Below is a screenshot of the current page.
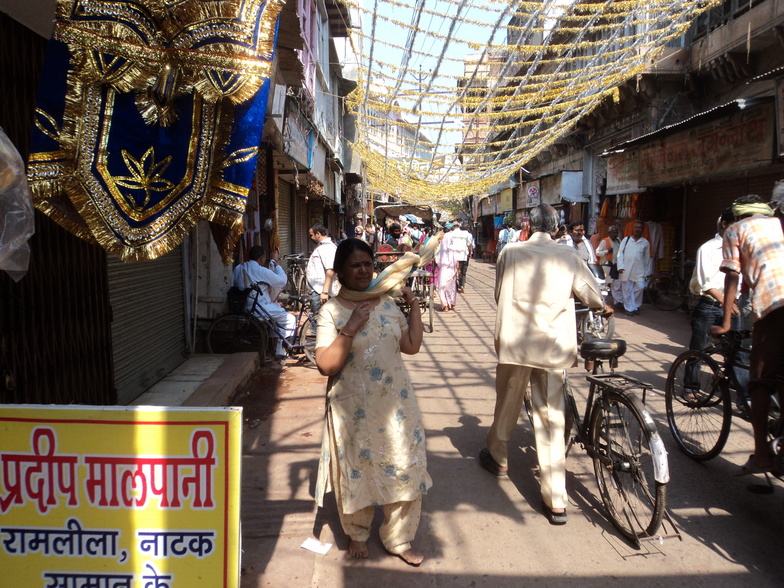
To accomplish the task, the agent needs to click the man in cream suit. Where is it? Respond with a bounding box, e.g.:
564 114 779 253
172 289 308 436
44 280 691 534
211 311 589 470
479 204 611 525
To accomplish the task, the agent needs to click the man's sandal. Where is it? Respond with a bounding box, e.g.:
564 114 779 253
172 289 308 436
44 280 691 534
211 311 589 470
479 448 508 476
542 502 568 525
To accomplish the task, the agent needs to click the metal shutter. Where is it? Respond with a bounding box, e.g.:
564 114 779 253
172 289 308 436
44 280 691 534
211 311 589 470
685 170 784 258
278 180 293 256
107 248 186 405
295 190 309 254
685 179 746 258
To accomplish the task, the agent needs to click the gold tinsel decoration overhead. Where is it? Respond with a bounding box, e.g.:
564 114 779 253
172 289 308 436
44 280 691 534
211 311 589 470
342 0 720 205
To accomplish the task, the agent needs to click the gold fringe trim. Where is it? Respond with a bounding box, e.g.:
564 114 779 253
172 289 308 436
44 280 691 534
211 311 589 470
53 0 284 108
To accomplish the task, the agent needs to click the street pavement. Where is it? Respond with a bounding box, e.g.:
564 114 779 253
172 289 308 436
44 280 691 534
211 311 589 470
236 260 784 587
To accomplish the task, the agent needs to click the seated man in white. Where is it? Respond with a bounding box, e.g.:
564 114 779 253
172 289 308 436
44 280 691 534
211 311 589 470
232 245 296 358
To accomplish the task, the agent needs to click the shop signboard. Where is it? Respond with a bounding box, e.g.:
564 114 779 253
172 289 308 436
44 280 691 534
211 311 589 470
284 103 313 168
638 101 774 186
499 188 513 212
524 181 540 208
607 149 640 194
0 405 242 588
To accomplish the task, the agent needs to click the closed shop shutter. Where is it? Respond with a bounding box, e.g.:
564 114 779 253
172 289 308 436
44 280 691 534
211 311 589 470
107 248 186 405
278 180 293 255
684 171 783 258
685 179 745 258
746 172 783 198
295 192 309 254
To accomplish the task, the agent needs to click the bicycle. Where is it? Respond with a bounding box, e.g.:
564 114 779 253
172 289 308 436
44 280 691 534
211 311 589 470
524 338 673 547
646 250 697 311
282 253 309 309
400 267 435 333
665 329 782 465
207 284 318 365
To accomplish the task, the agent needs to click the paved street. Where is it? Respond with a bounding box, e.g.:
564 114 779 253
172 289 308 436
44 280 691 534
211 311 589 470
237 260 784 587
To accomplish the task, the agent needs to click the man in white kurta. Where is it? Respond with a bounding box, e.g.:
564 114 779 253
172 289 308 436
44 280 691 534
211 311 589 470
233 245 295 357
616 221 651 315
481 204 607 523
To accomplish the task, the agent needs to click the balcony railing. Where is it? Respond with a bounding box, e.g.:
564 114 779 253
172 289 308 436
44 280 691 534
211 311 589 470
692 0 753 41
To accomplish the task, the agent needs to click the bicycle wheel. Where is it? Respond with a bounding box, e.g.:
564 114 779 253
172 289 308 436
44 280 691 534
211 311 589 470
298 314 318 364
665 350 731 460
651 275 684 311
295 270 307 298
422 274 434 333
590 390 667 542
580 310 615 341
207 314 268 364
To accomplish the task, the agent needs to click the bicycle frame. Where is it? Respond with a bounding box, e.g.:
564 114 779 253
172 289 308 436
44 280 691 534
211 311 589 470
710 330 751 394
566 361 654 454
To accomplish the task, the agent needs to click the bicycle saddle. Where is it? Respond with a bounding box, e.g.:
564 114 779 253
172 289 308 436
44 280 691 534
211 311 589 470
580 338 627 360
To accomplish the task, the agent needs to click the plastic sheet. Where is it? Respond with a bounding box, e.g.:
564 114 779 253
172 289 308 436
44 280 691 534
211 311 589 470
0 126 34 282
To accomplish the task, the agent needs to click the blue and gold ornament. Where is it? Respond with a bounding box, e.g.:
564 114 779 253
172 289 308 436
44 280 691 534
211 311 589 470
27 0 284 262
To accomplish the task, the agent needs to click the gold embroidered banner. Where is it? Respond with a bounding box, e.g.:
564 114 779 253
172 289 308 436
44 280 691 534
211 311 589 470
27 0 284 262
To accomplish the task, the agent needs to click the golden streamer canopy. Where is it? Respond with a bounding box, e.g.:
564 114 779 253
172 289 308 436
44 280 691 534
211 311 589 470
344 0 719 205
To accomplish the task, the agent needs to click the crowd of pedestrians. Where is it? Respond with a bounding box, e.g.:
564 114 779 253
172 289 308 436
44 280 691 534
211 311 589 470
233 184 783 566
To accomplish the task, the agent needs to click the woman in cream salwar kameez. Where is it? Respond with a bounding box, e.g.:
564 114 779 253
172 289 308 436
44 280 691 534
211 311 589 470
315 238 432 566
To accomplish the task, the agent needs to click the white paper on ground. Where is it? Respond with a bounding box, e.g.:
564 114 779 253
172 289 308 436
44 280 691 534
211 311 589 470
300 537 333 555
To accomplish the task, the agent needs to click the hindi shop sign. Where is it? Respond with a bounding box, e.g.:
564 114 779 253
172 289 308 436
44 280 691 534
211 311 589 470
0 405 242 588
606 149 640 195
638 101 774 186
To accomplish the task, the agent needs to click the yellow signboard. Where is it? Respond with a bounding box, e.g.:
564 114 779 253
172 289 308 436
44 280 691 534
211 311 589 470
0 405 242 588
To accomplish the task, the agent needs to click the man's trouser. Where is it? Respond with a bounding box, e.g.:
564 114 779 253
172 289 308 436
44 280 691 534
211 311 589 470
457 259 469 288
487 364 568 510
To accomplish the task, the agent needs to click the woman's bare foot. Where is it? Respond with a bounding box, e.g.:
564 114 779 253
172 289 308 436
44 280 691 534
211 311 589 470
394 548 424 566
348 540 368 559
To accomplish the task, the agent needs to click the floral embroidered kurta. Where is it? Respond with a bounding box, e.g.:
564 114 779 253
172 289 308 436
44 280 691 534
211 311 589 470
314 296 432 514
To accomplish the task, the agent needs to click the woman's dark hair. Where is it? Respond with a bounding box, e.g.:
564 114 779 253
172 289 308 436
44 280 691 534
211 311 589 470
334 238 374 286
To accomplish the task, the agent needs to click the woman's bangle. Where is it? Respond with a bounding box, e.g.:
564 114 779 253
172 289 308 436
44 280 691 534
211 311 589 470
339 331 354 339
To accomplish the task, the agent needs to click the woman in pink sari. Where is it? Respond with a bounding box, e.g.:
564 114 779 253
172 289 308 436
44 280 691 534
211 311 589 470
435 228 459 311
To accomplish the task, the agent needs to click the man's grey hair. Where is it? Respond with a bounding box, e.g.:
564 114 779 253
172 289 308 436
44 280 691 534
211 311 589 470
772 180 784 211
529 204 559 234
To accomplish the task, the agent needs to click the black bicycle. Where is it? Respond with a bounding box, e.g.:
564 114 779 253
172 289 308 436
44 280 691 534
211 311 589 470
281 253 309 310
207 285 318 365
525 339 672 547
666 329 782 462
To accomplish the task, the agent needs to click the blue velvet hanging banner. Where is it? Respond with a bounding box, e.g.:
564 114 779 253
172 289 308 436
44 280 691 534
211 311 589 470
27 0 284 262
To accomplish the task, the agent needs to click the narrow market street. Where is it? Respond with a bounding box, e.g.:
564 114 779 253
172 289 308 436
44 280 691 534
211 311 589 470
236 260 783 588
